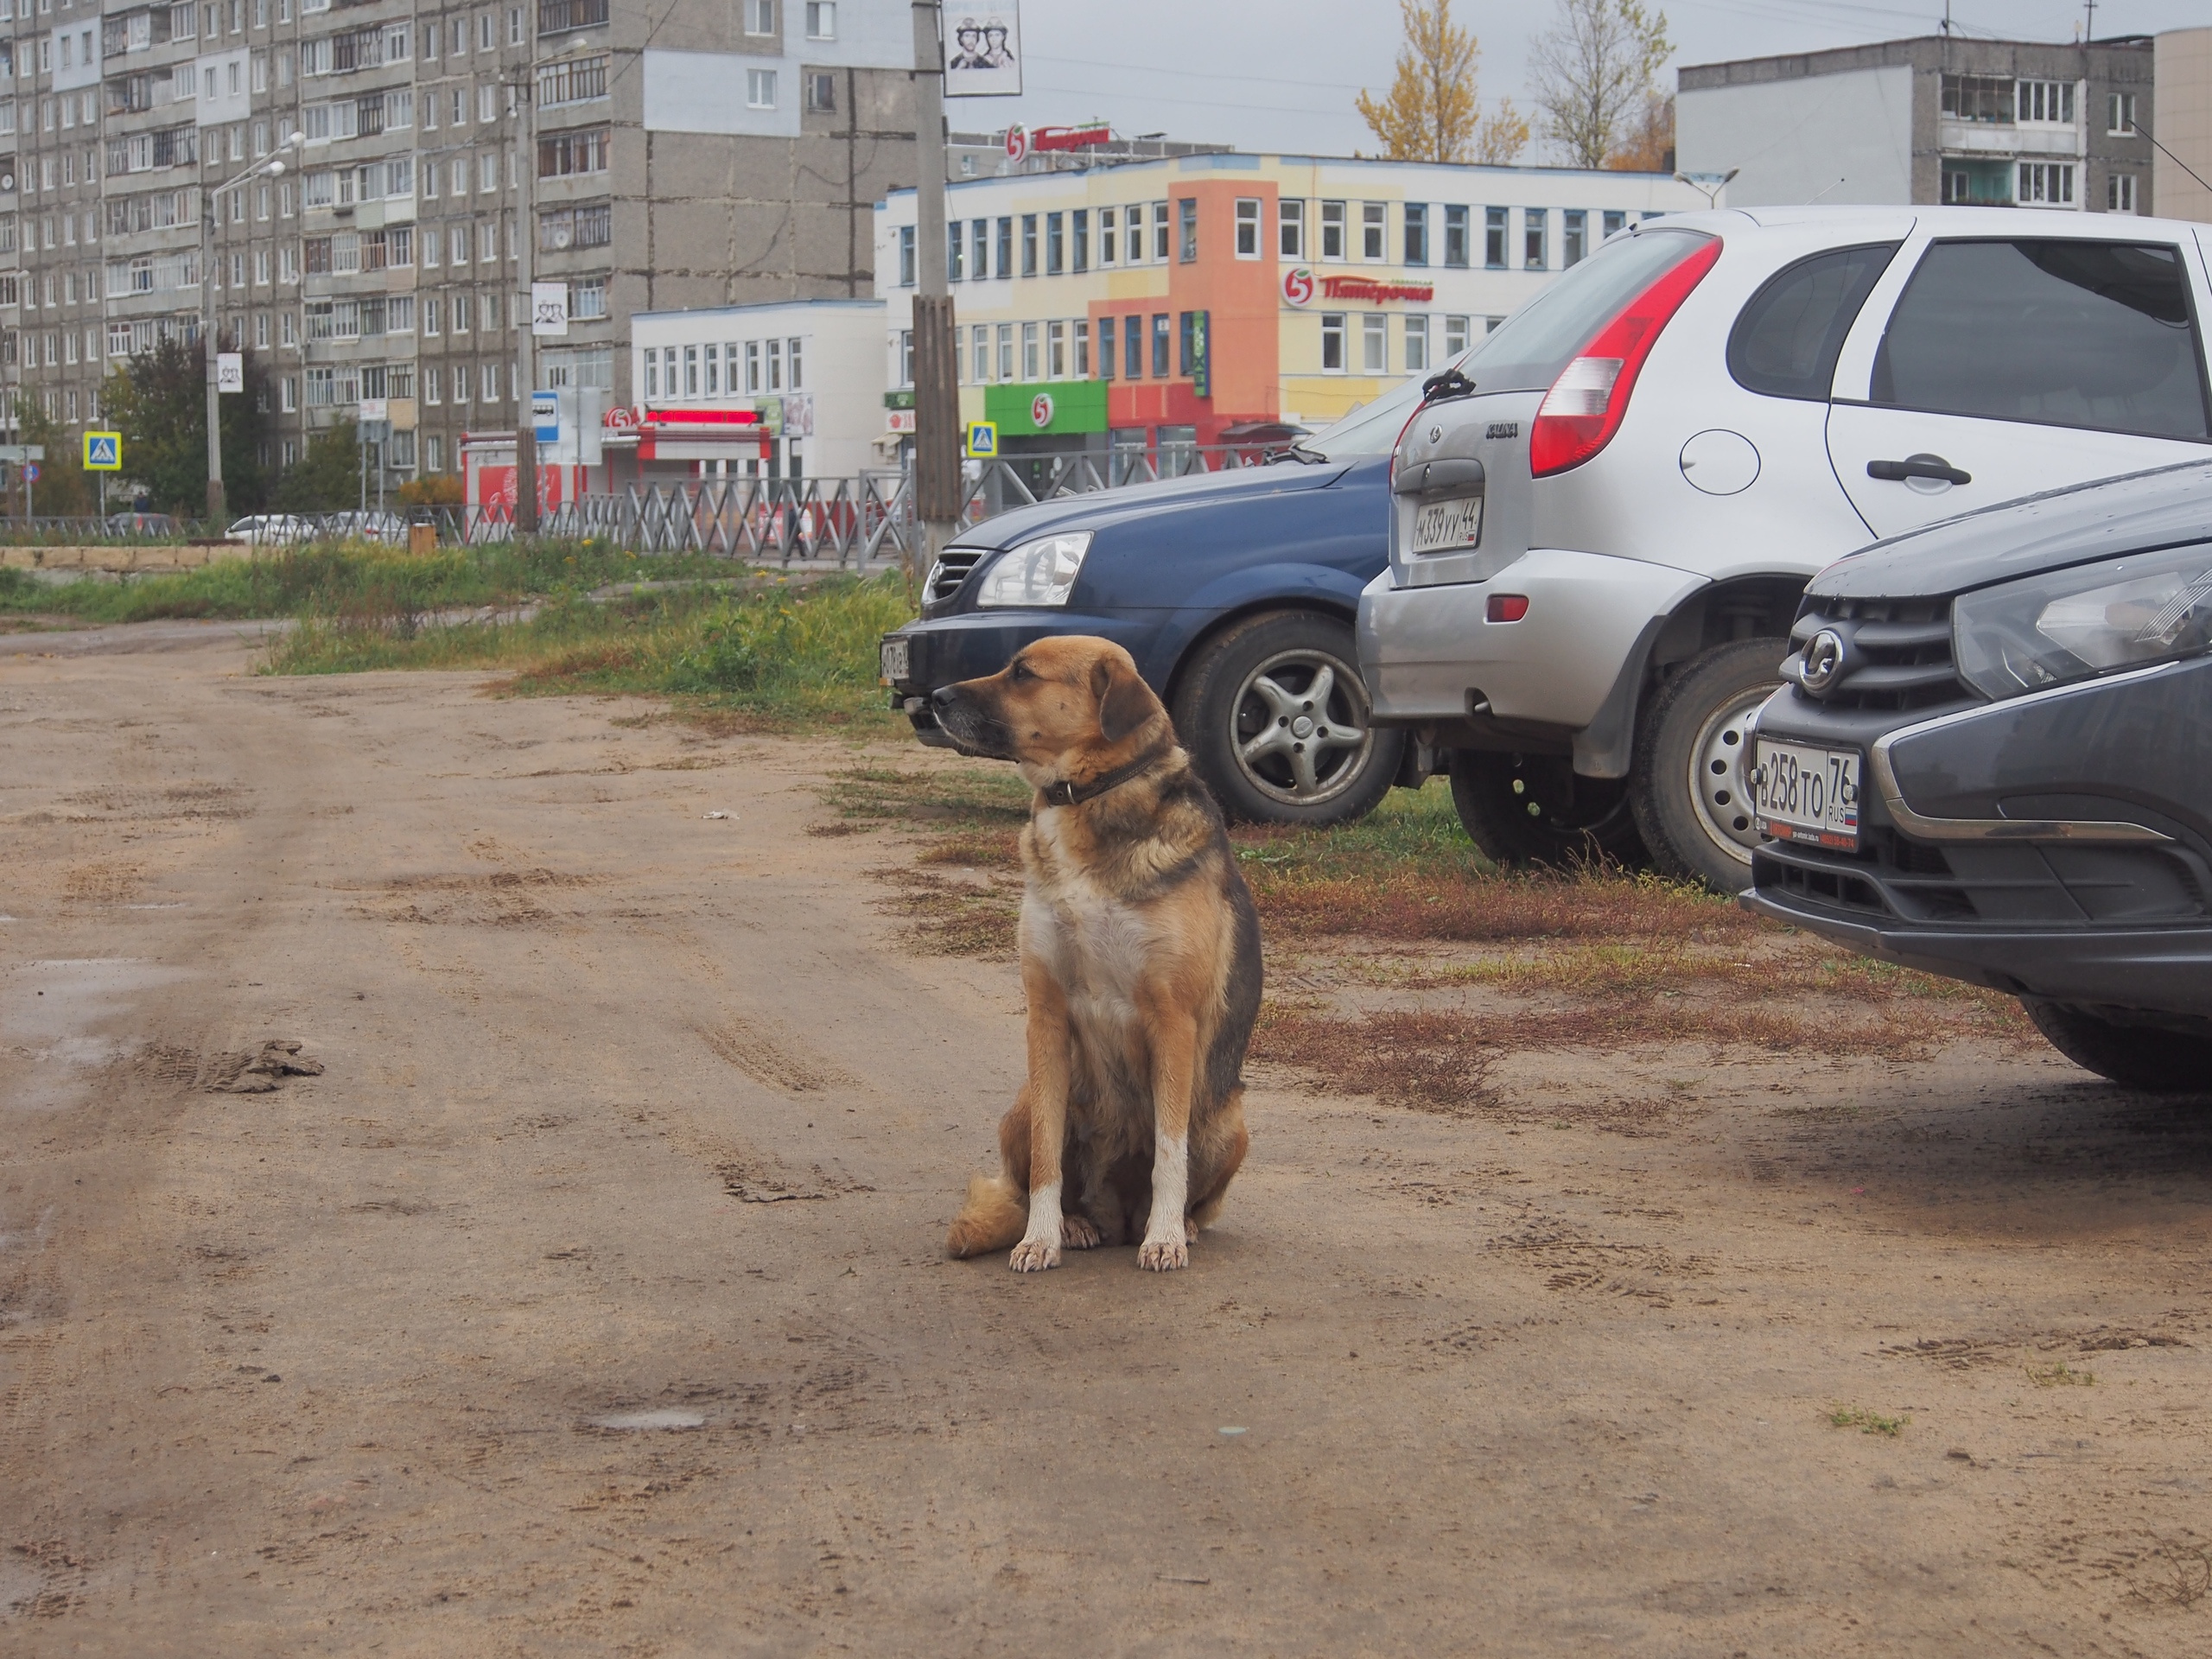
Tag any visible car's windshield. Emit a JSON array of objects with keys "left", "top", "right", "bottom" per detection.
[{"left": 1304, "top": 353, "right": 1473, "bottom": 459}]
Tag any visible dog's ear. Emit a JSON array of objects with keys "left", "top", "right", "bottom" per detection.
[{"left": 1092, "top": 654, "right": 1157, "bottom": 745}]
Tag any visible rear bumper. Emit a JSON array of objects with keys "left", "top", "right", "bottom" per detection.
[
  {"left": 1357, "top": 548, "right": 1707, "bottom": 731},
  {"left": 1741, "top": 884, "right": 2212, "bottom": 1017}
]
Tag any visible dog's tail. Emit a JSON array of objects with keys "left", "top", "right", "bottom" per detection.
[{"left": 946, "top": 1173, "right": 1028, "bottom": 1259}]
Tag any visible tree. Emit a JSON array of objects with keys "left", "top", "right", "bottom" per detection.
[
  {"left": 9, "top": 392, "right": 97, "bottom": 518},
  {"left": 1357, "top": 0, "right": 1527, "bottom": 166},
  {"left": 101, "top": 335, "right": 272, "bottom": 519},
  {"left": 1605, "top": 89, "right": 1675, "bottom": 172},
  {"left": 1530, "top": 0, "right": 1673, "bottom": 170},
  {"left": 272, "top": 418, "right": 363, "bottom": 512}
]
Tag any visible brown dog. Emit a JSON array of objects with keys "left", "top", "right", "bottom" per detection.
[{"left": 934, "top": 637, "right": 1262, "bottom": 1271}]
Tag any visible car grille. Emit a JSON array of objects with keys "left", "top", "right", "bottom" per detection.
[
  {"left": 925, "top": 548, "right": 987, "bottom": 610},
  {"left": 1783, "top": 595, "right": 1967, "bottom": 711},
  {"left": 1756, "top": 831, "right": 2211, "bottom": 927}
]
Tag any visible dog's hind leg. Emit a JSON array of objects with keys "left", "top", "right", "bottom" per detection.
[
  {"left": 945, "top": 1091, "right": 1033, "bottom": 1259},
  {"left": 1185, "top": 1087, "right": 1250, "bottom": 1236}
]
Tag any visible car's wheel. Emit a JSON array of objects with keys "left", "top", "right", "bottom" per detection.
[
  {"left": 1630, "top": 637, "right": 1789, "bottom": 893},
  {"left": 1446, "top": 750, "right": 1646, "bottom": 869},
  {"left": 1172, "top": 611, "right": 1402, "bottom": 826},
  {"left": 2024, "top": 1002, "right": 2212, "bottom": 1094}
]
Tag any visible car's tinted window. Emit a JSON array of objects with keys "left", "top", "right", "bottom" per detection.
[
  {"left": 1727, "top": 241, "right": 1900, "bottom": 400},
  {"left": 1455, "top": 228, "right": 1717, "bottom": 394},
  {"left": 1872, "top": 239, "right": 2210, "bottom": 440}
]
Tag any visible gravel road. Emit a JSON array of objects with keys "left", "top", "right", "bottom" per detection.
[{"left": 3, "top": 626, "right": 2209, "bottom": 1656}]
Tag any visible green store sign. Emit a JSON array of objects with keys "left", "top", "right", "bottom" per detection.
[{"left": 983, "top": 380, "right": 1108, "bottom": 436}]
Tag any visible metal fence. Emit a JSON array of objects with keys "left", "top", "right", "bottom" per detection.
[{"left": 0, "top": 443, "right": 1300, "bottom": 565}]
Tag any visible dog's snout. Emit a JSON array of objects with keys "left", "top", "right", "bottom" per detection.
[{"left": 931, "top": 684, "right": 962, "bottom": 711}]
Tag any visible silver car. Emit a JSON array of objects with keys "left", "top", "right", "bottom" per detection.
[{"left": 1359, "top": 205, "right": 2212, "bottom": 890}]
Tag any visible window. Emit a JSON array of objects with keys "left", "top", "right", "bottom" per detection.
[
  {"left": 747, "top": 67, "right": 774, "bottom": 108},
  {"left": 2108, "top": 173, "right": 2138, "bottom": 214},
  {"left": 1872, "top": 239, "right": 2206, "bottom": 440},
  {"left": 2108, "top": 92, "right": 2137, "bottom": 136},
  {"left": 1320, "top": 312, "right": 1344, "bottom": 372},
  {"left": 805, "top": 0, "right": 833, "bottom": 38},
  {"left": 1046, "top": 211, "right": 1062, "bottom": 274},
  {"left": 540, "top": 54, "right": 609, "bottom": 106},
  {"left": 537, "top": 128, "right": 607, "bottom": 176},
  {"left": 1122, "top": 316, "right": 1141, "bottom": 378},
  {"left": 1360, "top": 314, "right": 1387, "bottom": 373},
  {"left": 1178, "top": 197, "right": 1197, "bottom": 262},
  {"left": 1404, "top": 314, "right": 1428, "bottom": 372},
  {"left": 1438, "top": 204, "right": 1468, "bottom": 269},
  {"left": 1235, "top": 198, "right": 1260, "bottom": 258},
  {"left": 573, "top": 276, "right": 607, "bottom": 317},
  {"left": 1151, "top": 200, "right": 1169, "bottom": 262},
  {"left": 995, "top": 322, "right": 1012, "bottom": 380},
  {"left": 1402, "top": 202, "right": 1427, "bottom": 266},
  {"left": 1177, "top": 311, "right": 1197, "bottom": 376},
  {"left": 1047, "top": 320, "right": 1065, "bottom": 378},
  {"left": 1100, "top": 207, "right": 1118, "bottom": 265},
  {"left": 1151, "top": 312, "right": 1169, "bottom": 378},
  {"left": 1727, "top": 242, "right": 1899, "bottom": 401},
  {"left": 1940, "top": 74, "right": 2013, "bottom": 124},
  {"left": 1484, "top": 206, "right": 1506, "bottom": 268},
  {"left": 1278, "top": 199, "right": 1303, "bottom": 259},
  {"left": 1097, "top": 315, "right": 1114, "bottom": 380},
  {"left": 2017, "top": 79, "right": 2075, "bottom": 126},
  {"left": 1361, "top": 202, "right": 1384, "bottom": 261},
  {"left": 1523, "top": 208, "right": 1547, "bottom": 270},
  {"left": 945, "top": 221, "right": 963, "bottom": 283},
  {"left": 744, "top": 0, "right": 773, "bottom": 34},
  {"left": 1073, "top": 320, "right": 1089, "bottom": 378},
  {"left": 1563, "top": 209, "right": 1586, "bottom": 267},
  {"left": 969, "top": 323, "right": 988, "bottom": 382},
  {"left": 1319, "top": 200, "right": 1344, "bottom": 261},
  {"left": 1020, "top": 321, "right": 1038, "bottom": 379},
  {"left": 2018, "top": 162, "right": 2075, "bottom": 206},
  {"left": 995, "top": 215, "right": 1012, "bottom": 277},
  {"left": 1603, "top": 209, "right": 1626, "bottom": 238},
  {"left": 1444, "top": 314, "right": 1470, "bottom": 357},
  {"left": 897, "top": 223, "right": 914, "bottom": 286},
  {"left": 423, "top": 296, "right": 440, "bottom": 334},
  {"left": 1020, "top": 213, "right": 1038, "bottom": 276},
  {"left": 683, "top": 344, "right": 698, "bottom": 396},
  {"left": 805, "top": 72, "right": 834, "bottom": 112}
]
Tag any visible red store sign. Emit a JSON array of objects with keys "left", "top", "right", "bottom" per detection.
[{"left": 1318, "top": 276, "right": 1437, "bottom": 303}]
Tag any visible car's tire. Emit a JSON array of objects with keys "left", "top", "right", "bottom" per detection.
[
  {"left": 1630, "top": 637, "right": 1789, "bottom": 893},
  {"left": 1446, "top": 750, "right": 1646, "bottom": 870},
  {"left": 1172, "top": 610, "right": 1402, "bottom": 826},
  {"left": 2023, "top": 1002, "right": 2212, "bottom": 1094}
]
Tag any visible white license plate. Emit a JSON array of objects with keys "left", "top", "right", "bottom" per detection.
[
  {"left": 1754, "top": 740, "right": 1860, "bottom": 851},
  {"left": 1412, "top": 496, "right": 1483, "bottom": 555},
  {"left": 880, "top": 636, "right": 910, "bottom": 683}
]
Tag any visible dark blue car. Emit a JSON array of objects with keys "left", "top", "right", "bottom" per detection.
[{"left": 879, "top": 379, "right": 1437, "bottom": 824}]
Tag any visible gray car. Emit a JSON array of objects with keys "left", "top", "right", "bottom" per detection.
[{"left": 1744, "top": 461, "right": 2212, "bottom": 1092}]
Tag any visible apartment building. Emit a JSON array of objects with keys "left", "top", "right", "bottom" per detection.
[
  {"left": 1677, "top": 34, "right": 2159, "bottom": 214},
  {"left": 0, "top": 0, "right": 918, "bottom": 494}
]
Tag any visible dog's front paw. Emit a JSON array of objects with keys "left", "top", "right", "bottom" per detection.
[
  {"left": 1137, "top": 1234, "right": 1189, "bottom": 1272},
  {"left": 1008, "top": 1236, "right": 1061, "bottom": 1273},
  {"left": 1062, "top": 1214, "right": 1102, "bottom": 1249}
]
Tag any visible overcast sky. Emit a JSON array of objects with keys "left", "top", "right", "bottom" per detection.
[{"left": 963, "top": 0, "right": 2209, "bottom": 161}]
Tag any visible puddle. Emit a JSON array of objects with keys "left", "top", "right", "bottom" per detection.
[
  {"left": 589, "top": 1409, "right": 707, "bottom": 1432},
  {"left": 0, "top": 957, "right": 192, "bottom": 1112}
]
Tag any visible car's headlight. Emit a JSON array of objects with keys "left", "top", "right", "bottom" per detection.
[
  {"left": 975, "top": 531, "right": 1093, "bottom": 608},
  {"left": 1953, "top": 543, "right": 2212, "bottom": 701}
]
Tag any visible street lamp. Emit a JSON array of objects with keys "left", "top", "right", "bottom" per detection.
[
  {"left": 1672, "top": 167, "right": 1740, "bottom": 210},
  {"left": 202, "top": 131, "right": 304, "bottom": 529}
]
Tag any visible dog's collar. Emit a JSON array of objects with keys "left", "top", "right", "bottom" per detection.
[{"left": 1040, "top": 745, "right": 1170, "bottom": 809}]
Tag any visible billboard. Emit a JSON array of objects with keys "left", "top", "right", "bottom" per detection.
[{"left": 944, "top": 4, "right": 1020, "bottom": 98}]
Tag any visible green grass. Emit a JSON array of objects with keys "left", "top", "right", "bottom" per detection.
[
  {"left": 264, "top": 570, "right": 920, "bottom": 733},
  {"left": 1829, "top": 1406, "right": 1909, "bottom": 1436},
  {"left": 0, "top": 540, "right": 751, "bottom": 624}
]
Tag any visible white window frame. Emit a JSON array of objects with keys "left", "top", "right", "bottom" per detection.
[{"left": 1233, "top": 197, "right": 1260, "bottom": 259}]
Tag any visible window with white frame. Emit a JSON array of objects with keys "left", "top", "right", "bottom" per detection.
[
  {"left": 744, "top": 0, "right": 774, "bottom": 35},
  {"left": 1319, "top": 200, "right": 1344, "bottom": 261},
  {"left": 1319, "top": 312, "right": 1344, "bottom": 372},
  {"left": 1234, "top": 198, "right": 1260, "bottom": 258},
  {"left": 2017, "top": 79, "right": 2075, "bottom": 125},
  {"left": 2107, "top": 92, "right": 2137, "bottom": 135},
  {"left": 1278, "top": 198, "right": 1303, "bottom": 259},
  {"left": 1361, "top": 313, "right": 1387, "bottom": 373},
  {"left": 2107, "top": 172, "right": 2138, "bottom": 213},
  {"left": 1360, "top": 201, "right": 1384, "bottom": 260},
  {"left": 2018, "top": 162, "right": 2074, "bottom": 205},
  {"left": 1404, "top": 314, "right": 1427, "bottom": 372},
  {"left": 1444, "top": 314, "right": 1470, "bottom": 357},
  {"left": 805, "top": 0, "right": 833, "bottom": 38},
  {"left": 747, "top": 67, "right": 774, "bottom": 108}
]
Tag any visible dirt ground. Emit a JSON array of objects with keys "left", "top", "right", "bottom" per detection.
[{"left": 4, "top": 623, "right": 2211, "bottom": 1657}]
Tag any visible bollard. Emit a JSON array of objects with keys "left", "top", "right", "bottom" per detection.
[{"left": 408, "top": 522, "right": 437, "bottom": 557}]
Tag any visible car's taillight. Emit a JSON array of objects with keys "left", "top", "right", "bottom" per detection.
[{"left": 1529, "top": 237, "right": 1723, "bottom": 478}]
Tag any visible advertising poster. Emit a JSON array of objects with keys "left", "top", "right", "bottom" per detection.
[{"left": 944, "top": 4, "right": 1020, "bottom": 97}]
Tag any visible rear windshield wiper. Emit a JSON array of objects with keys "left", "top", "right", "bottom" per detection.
[{"left": 1419, "top": 366, "right": 1478, "bottom": 405}]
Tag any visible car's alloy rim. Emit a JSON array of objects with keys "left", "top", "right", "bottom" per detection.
[
  {"left": 1688, "top": 685, "right": 1771, "bottom": 860},
  {"left": 1231, "top": 649, "right": 1375, "bottom": 805}
]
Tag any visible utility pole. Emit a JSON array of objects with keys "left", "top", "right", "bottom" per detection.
[
  {"left": 513, "top": 47, "right": 540, "bottom": 537},
  {"left": 202, "top": 137, "right": 300, "bottom": 530},
  {"left": 908, "top": 0, "right": 959, "bottom": 578}
]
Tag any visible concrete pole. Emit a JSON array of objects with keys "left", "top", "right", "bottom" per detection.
[
  {"left": 908, "top": 0, "right": 959, "bottom": 578},
  {"left": 513, "top": 54, "right": 540, "bottom": 537},
  {"left": 202, "top": 191, "right": 224, "bottom": 531}
]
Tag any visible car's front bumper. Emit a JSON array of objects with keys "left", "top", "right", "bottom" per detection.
[
  {"left": 882, "top": 611, "right": 1160, "bottom": 746},
  {"left": 1357, "top": 548, "right": 1707, "bottom": 731}
]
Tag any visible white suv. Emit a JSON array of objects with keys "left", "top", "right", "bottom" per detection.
[{"left": 1358, "top": 205, "right": 2212, "bottom": 889}]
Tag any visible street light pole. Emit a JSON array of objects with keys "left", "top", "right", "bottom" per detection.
[
  {"left": 908, "top": 0, "right": 958, "bottom": 578},
  {"left": 203, "top": 136, "right": 302, "bottom": 530},
  {"left": 512, "top": 52, "right": 540, "bottom": 536}
]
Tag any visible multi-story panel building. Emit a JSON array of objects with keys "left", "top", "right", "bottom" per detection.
[
  {"left": 0, "top": 0, "right": 918, "bottom": 498},
  {"left": 1678, "top": 35, "right": 2159, "bottom": 216}
]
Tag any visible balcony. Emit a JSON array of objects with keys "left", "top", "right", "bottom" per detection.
[{"left": 539, "top": 0, "right": 609, "bottom": 36}]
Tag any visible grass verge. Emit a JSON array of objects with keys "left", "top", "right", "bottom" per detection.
[
  {"left": 265, "top": 570, "right": 918, "bottom": 734},
  {"left": 0, "top": 540, "right": 746, "bottom": 624}
]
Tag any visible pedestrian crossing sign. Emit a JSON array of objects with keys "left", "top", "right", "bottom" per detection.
[
  {"left": 83, "top": 430, "right": 122, "bottom": 471},
  {"left": 965, "top": 420, "right": 999, "bottom": 460}
]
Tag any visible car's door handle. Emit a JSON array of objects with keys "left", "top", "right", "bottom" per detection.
[{"left": 1867, "top": 454, "right": 1971, "bottom": 486}]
